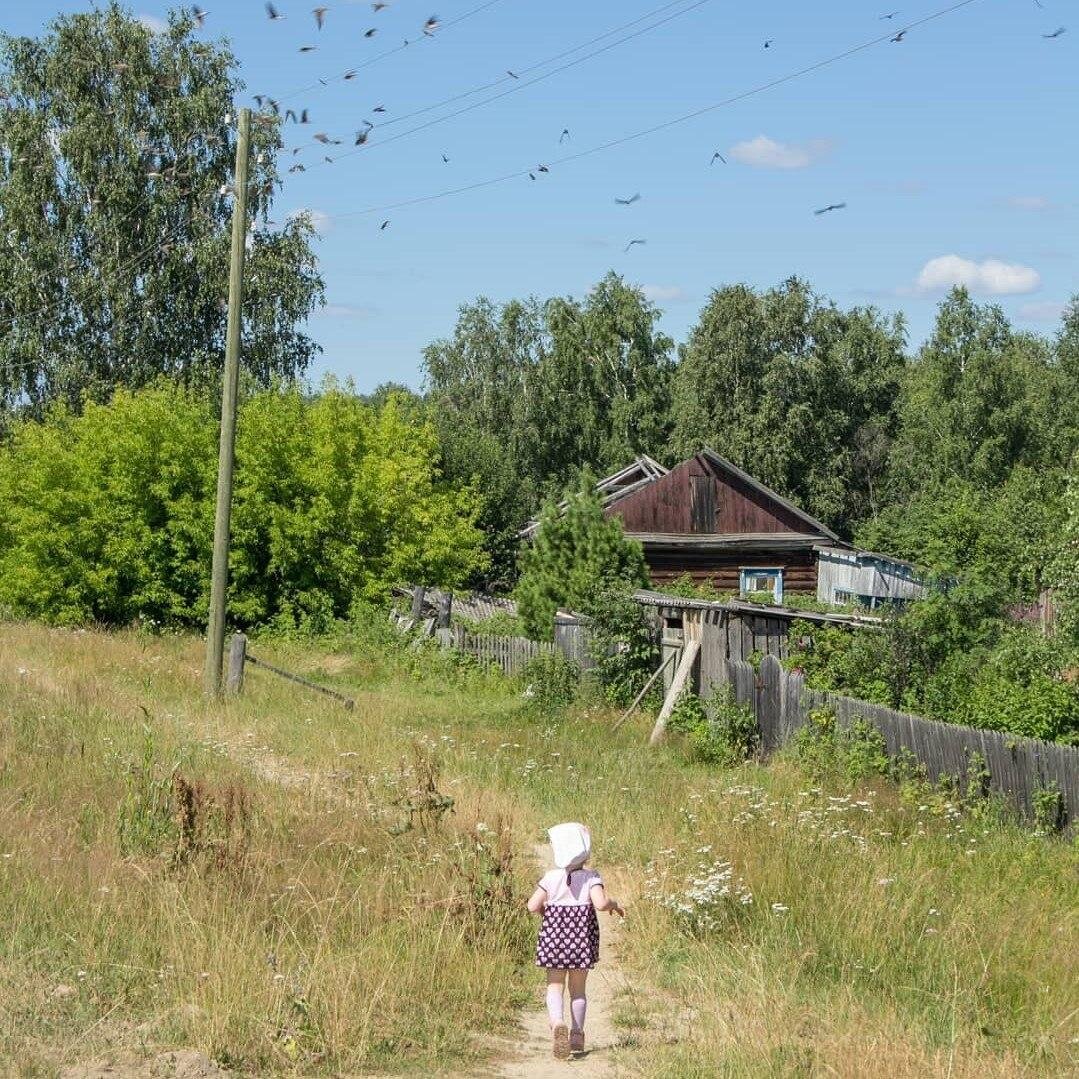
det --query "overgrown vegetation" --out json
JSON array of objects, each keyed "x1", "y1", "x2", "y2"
[
  {"x1": 0, "y1": 381, "x2": 487, "y2": 631},
  {"x1": 787, "y1": 603, "x2": 1079, "y2": 744},
  {"x1": 668, "y1": 687, "x2": 760, "y2": 766},
  {"x1": 3, "y1": 620, "x2": 1075, "y2": 1076}
]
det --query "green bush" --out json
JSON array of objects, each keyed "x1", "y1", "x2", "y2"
[
  {"x1": 668, "y1": 689, "x2": 758, "y2": 767},
  {"x1": 794, "y1": 707, "x2": 890, "y2": 783},
  {"x1": 585, "y1": 588, "x2": 660, "y2": 707},
  {"x1": 520, "y1": 650, "x2": 580, "y2": 717},
  {"x1": 0, "y1": 382, "x2": 488, "y2": 629}
]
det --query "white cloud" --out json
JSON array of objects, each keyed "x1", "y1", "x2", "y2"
[
  {"x1": 1017, "y1": 300, "x2": 1065, "y2": 322},
  {"x1": 1007, "y1": 195, "x2": 1051, "y2": 211},
  {"x1": 137, "y1": 13, "x2": 167, "y2": 33},
  {"x1": 728, "y1": 135, "x2": 833, "y2": 169},
  {"x1": 288, "y1": 208, "x2": 332, "y2": 235},
  {"x1": 915, "y1": 255, "x2": 1040, "y2": 296},
  {"x1": 640, "y1": 284, "x2": 685, "y2": 303}
]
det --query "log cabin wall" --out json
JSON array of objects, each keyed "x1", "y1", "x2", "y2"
[{"x1": 644, "y1": 548, "x2": 818, "y2": 592}]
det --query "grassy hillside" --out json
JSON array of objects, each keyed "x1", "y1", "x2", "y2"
[{"x1": 1, "y1": 621, "x2": 1076, "y2": 1077}]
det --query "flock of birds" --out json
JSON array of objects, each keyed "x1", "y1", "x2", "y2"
[{"x1": 182, "y1": 2, "x2": 1067, "y2": 243}]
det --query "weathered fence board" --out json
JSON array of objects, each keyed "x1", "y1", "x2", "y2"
[
  {"x1": 450, "y1": 624, "x2": 556, "y2": 678},
  {"x1": 735, "y1": 657, "x2": 1079, "y2": 827}
]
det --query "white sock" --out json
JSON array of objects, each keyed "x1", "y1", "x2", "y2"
[{"x1": 546, "y1": 984, "x2": 564, "y2": 1027}]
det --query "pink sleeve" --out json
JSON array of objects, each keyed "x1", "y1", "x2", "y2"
[{"x1": 588, "y1": 870, "x2": 604, "y2": 889}]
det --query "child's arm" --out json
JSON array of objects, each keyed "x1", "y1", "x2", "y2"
[
  {"x1": 526, "y1": 886, "x2": 547, "y2": 914},
  {"x1": 589, "y1": 883, "x2": 625, "y2": 917}
]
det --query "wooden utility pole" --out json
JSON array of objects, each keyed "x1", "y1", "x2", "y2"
[{"x1": 204, "y1": 107, "x2": 251, "y2": 698}]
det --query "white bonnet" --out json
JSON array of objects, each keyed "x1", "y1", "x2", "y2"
[{"x1": 547, "y1": 821, "x2": 591, "y2": 870}]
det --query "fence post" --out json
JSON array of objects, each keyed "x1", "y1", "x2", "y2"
[
  {"x1": 437, "y1": 591, "x2": 453, "y2": 629},
  {"x1": 226, "y1": 632, "x2": 247, "y2": 695},
  {"x1": 410, "y1": 586, "x2": 426, "y2": 619}
]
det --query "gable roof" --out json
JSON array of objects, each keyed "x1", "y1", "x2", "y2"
[
  {"x1": 518, "y1": 455, "x2": 668, "y2": 538},
  {"x1": 520, "y1": 449, "x2": 843, "y2": 545},
  {"x1": 696, "y1": 447, "x2": 842, "y2": 543}
]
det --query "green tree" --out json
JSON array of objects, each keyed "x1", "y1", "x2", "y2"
[
  {"x1": 515, "y1": 475, "x2": 649, "y2": 640},
  {"x1": 885, "y1": 289, "x2": 1069, "y2": 500},
  {"x1": 0, "y1": 382, "x2": 487, "y2": 629},
  {"x1": 0, "y1": 3, "x2": 323, "y2": 421},
  {"x1": 670, "y1": 276, "x2": 906, "y2": 535},
  {"x1": 423, "y1": 274, "x2": 674, "y2": 582}
]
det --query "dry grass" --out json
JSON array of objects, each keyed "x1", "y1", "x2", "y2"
[{"x1": 1, "y1": 620, "x2": 1077, "y2": 1077}]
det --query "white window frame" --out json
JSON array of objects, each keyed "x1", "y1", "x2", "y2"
[{"x1": 739, "y1": 567, "x2": 784, "y2": 604}]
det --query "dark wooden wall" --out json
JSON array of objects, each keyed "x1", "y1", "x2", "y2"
[
  {"x1": 644, "y1": 548, "x2": 818, "y2": 593},
  {"x1": 609, "y1": 453, "x2": 810, "y2": 535}
]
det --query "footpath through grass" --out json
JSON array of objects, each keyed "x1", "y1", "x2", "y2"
[{"x1": 1, "y1": 621, "x2": 1076, "y2": 1077}]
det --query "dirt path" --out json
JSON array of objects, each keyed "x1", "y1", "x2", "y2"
[
  {"x1": 491, "y1": 849, "x2": 631, "y2": 1078},
  {"x1": 205, "y1": 739, "x2": 637, "y2": 1077}
]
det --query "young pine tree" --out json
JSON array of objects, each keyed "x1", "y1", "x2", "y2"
[{"x1": 515, "y1": 474, "x2": 649, "y2": 640}]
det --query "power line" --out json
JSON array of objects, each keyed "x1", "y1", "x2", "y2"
[
  {"x1": 297, "y1": 0, "x2": 715, "y2": 169},
  {"x1": 274, "y1": 0, "x2": 516, "y2": 106},
  {"x1": 374, "y1": 0, "x2": 708, "y2": 131},
  {"x1": 330, "y1": 0, "x2": 986, "y2": 222}
]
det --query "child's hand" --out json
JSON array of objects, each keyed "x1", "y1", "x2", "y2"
[{"x1": 608, "y1": 899, "x2": 625, "y2": 918}]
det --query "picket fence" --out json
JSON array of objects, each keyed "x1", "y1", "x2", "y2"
[
  {"x1": 728, "y1": 654, "x2": 1079, "y2": 827},
  {"x1": 449, "y1": 623, "x2": 555, "y2": 678}
]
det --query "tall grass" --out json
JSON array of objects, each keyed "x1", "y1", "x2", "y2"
[{"x1": 1, "y1": 620, "x2": 1076, "y2": 1075}]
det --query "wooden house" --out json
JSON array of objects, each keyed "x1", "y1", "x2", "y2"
[{"x1": 522, "y1": 449, "x2": 840, "y2": 600}]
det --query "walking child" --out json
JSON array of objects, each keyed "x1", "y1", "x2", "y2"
[{"x1": 527, "y1": 822, "x2": 624, "y2": 1059}]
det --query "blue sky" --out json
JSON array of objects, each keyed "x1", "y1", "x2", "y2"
[{"x1": 7, "y1": 0, "x2": 1076, "y2": 391}]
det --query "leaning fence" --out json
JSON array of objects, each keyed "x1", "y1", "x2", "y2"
[{"x1": 728, "y1": 654, "x2": 1079, "y2": 827}]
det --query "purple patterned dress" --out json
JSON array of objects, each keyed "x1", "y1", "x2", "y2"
[{"x1": 534, "y1": 867, "x2": 602, "y2": 970}]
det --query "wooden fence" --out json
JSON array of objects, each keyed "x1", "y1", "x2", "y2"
[
  {"x1": 449, "y1": 623, "x2": 555, "y2": 678},
  {"x1": 727, "y1": 654, "x2": 1079, "y2": 827}
]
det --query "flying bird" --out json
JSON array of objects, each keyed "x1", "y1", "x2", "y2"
[
  {"x1": 710, "y1": 150, "x2": 726, "y2": 165},
  {"x1": 314, "y1": 132, "x2": 331, "y2": 143},
  {"x1": 300, "y1": 108, "x2": 310, "y2": 123},
  {"x1": 890, "y1": 30, "x2": 906, "y2": 42},
  {"x1": 1042, "y1": 27, "x2": 1066, "y2": 38},
  {"x1": 324, "y1": 155, "x2": 334, "y2": 163},
  {"x1": 763, "y1": 39, "x2": 773, "y2": 48},
  {"x1": 344, "y1": 69, "x2": 358, "y2": 79},
  {"x1": 380, "y1": 220, "x2": 390, "y2": 230},
  {"x1": 288, "y1": 163, "x2": 306, "y2": 173},
  {"x1": 559, "y1": 128, "x2": 570, "y2": 143},
  {"x1": 506, "y1": 69, "x2": 519, "y2": 78},
  {"x1": 373, "y1": 1, "x2": 388, "y2": 9},
  {"x1": 266, "y1": 2, "x2": 284, "y2": 20},
  {"x1": 614, "y1": 193, "x2": 641, "y2": 206},
  {"x1": 355, "y1": 128, "x2": 370, "y2": 145},
  {"x1": 314, "y1": 6, "x2": 328, "y2": 29},
  {"x1": 284, "y1": 109, "x2": 297, "y2": 123},
  {"x1": 190, "y1": 5, "x2": 208, "y2": 27},
  {"x1": 624, "y1": 239, "x2": 646, "y2": 252},
  {"x1": 537, "y1": 164, "x2": 550, "y2": 173},
  {"x1": 814, "y1": 202, "x2": 846, "y2": 215},
  {"x1": 879, "y1": 11, "x2": 899, "y2": 18},
  {"x1": 365, "y1": 27, "x2": 377, "y2": 37},
  {"x1": 441, "y1": 153, "x2": 449, "y2": 163},
  {"x1": 372, "y1": 104, "x2": 386, "y2": 112},
  {"x1": 423, "y1": 15, "x2": 440, "y2": 35},
  {"x1": 299, "y1": 44, "x2": 318, "y2": 52}
]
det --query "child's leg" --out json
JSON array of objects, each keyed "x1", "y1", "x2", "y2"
[
  {"x1": 545, "y1": 969, "x2": 567, "y2": 1028},
  {"x1": 568, "y1": 969, "x2": 588, "y2": 1033}
]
